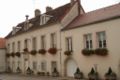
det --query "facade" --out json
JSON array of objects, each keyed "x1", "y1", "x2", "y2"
[
  {"x1": 0, "y1": 38, "x2": 6, "y2": 72},
  {"x1": 5, "y1": 0, "x2": 120, "y2": 79}
]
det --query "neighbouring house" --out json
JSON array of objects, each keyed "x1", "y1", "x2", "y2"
[
  {"x1": 5, "y1": 0, "x2": 120, "y2": 79},
  {"x1": 0, "y1": 38, "x2": 6, "y2": 73}
]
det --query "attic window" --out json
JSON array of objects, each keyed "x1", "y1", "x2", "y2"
[
  {"x1": 24, "y1": 22, "x2": 33, "y2": 31},
  {"x1": 12, "y1": 27, "x2": 21, "y2": 35},
  {"x1": 40, "y1": 14, "x2": 52, "y2": 25}
]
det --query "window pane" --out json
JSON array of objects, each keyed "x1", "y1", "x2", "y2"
[
  {"x1": 32, "y1": 37, "x2": 37, "y2": 50},
  {"x1": 51, "y1": 33, "x2": 56, "y2": 48},
  {"x1": 51, "y1": 61, "x2": 57, "y2": 72},
  {"x1": 84, "y1": 34, "x2": 92, "y2": 49},
  {"x1": 66, "y1": 37, "x2": 72, "y2": 51},
  {"x1": 33, "y1": 61, "x2": 37, "y2": 70},
  {"x1": 97, "y1": 32, "x2": 106, "y2": 48},
  {"x1": 41, "y1": 61, "x2": 46, "y2": 71}
]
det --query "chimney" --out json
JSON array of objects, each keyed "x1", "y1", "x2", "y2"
[
  {"x1": 25, "y1": 15, "x2": 29, "y2": 21},
  {"x1": 46, "y1": 6, "x2": 53, "y2": 12},
  {"x1": 70, "y1": 0, "x2": 75, "y2": 6},
  {"x1": 35, "y1": 9, "x2": 41, "y2": 17}
]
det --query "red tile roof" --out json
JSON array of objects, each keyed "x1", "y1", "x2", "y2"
[
  {"x1": 0, "y1": 38, "x2": 6, "y2": 49},
  {"x1": 64, "y1": 3, "x2": 120, "y2": 30}
]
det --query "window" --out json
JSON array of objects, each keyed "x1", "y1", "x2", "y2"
[
  {"x1": 41, "y1": 35, "x2": 46, "y2": 49},
  {"x1": 33, "y1": 61, "x2": 37, "y2": 70},
  {"x1": 12, "y1": 42, "x2": 15, "y2": 52},
  {"x1": 66, "y1": 37, "x2": 73, "y2": 51},
  {"x1": 51, "y1": 61, "x2": 57, "y2": 72},
  {"x1": 24, "y1": 39, "x2": 28, "y2": 49},
  {"x1": 7, "y1": 44, "x2": 10, "y2": 53},
  {"x1": 32, "y1": 37, "x2": 37, "y2": 50},
  {"x1": 51, "y1": 33, "x2": 57, "y2": 48},
  {"x1": 17, "y1": 41, "x2": 21, "y2": 52},
  {"x1": 18, "y1": 61, "x2": 20, "y2": 67},
  {"x1": 40, "y1": 15, "x2": 51, "y2": 25},
  {"x1": 41, "y1": 61, "x2": 47, "y2": 71},
  {"x1": 97, "y1": 31, "x2": 106, "y2": 48},
  {"x1": 84, "y1": 34, "x2": 92, "y2": 49}
]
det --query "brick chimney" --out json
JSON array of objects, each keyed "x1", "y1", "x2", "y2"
[
  {"x1": 46, "y1": 6, "x2": 53, "y2": 12},
  {"x1": 35, "y1": 9, "x2": 41, "y2": 17}
]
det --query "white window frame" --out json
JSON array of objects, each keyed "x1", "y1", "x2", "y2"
[
  {"x1": 66, "y1": 37, "x2": 73, "y2": 51},
  {"x1": 51, "y1": 33, "x2": 57, "y2": 48},
  {"x1": 41, "y1": 61, "x2": 47, "y2": 72},
  {"x1": 97, "y1": 31, "x2": 106, "y2": 48},
  {"x1": 41, "y1": 35, "x2": 46, "y2": 49},
  {"x1": 84, "y1": 34, "x2": 93, "y2": 49},
  {"x1": 32, "y1": 37, "x2": 37, "y2": 50}
]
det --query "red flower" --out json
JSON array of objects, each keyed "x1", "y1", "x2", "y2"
[{"x1": 48, "y1": 48, "x2": 57, "y2": 55}]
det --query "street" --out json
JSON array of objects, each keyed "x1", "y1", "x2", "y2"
[{"x1": 0, "y1": 73, "x2": 76, "y2": 80}]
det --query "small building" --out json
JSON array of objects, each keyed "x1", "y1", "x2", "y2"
[{"x1": 0, "y1": 38, "x2": 6, "y2": 73}]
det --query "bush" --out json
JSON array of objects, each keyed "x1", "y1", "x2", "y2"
[
  {"x1": 16, "y1": 67, "x2": 21, "y2": 73},
  {"x1": 52, "y1": 68, "x2": 59, "y2": 77},
  {"x1": 104, "y1": 67, "x2": 117, "y2": 80},
  {"x1": 82, "y1": 49, "x2": 94, "y2": 56},
  {"x1": 95, "y1": 48, "x2": 108, "y2": 56},
  {"x1": 74, "y1": 68, "x2": 83, "y2": 79},
  {"x1": 88, "y1": 68, "x2": 99, "y2": 80}
]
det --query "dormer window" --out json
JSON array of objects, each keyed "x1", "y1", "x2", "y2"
[
  {"x1": 12, "y1": 27, "x2": 21, "y2": 35},
  {"x1": 40, "y1": 14, "x2": 52, "y2": 25}
]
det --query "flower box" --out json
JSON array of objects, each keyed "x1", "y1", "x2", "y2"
[
  {"x1": 48, "y1": 48, "x2": 57, "y2": 55},
  {"x1": 6, "y1": 53, "x2": 10, "y2": 58},
  {"x1": 15, "y1": 52, "x2": 21, "y2": 57},
  {"x1": 23, "y1": 48, "x2": 28, "y2": 52},
  {"x1": 11, "y1": 52, "x2": 15, "y2": 57},
  {"x1": 30, "y1": 50, "x2": 37, "y2": 56},
  {"x1": 64, "y1": 51, "x2": 72, "y2": 56},
  {"x1": 82, "y1": 49, "x2": 94, "y2": 56},
  {"x1": 95, "y1": 48, "x2": 108, "y2": 56},
  {"x1": 38, "y1": 49, "x2": 46, "y2": 55}
]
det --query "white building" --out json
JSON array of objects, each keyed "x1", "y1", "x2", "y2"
[{"x1": 5, "y1": 0, "x2": 120, "y2": 79}]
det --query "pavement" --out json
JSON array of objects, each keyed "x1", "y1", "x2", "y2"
[{"x1": 0, "y1": 73, "x2": 77, "y2": 80}]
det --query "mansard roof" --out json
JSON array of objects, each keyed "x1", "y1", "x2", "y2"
[
  {"x1": 0, "y1": 38, "x2": 6, "y2": 49},
  {"x1": 64, "y1": 3, "x2": 120, "y2": 30},
  {"x1": 6, "y1": 3, "x2": 72, "y2": 39}
]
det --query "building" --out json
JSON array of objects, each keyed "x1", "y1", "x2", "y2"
[
  {"x1": 5, "y1": 0, "x2": 120, "y2": 79},
  {"x1": 0, "y1": 38, "x2": 6, "y2": 72}
]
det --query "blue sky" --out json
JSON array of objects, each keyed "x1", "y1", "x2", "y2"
[{"x1": 0, "y1": 0, "x2": 120, "y2": 37}]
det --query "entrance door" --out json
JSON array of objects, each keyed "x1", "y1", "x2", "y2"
[{"x1": 66, "y1": 59, "x2": 77, "y2": 77}]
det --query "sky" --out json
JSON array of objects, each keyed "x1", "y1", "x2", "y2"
[{"x1": 0, "y1": 0, "x2": 120, "y2": 38}]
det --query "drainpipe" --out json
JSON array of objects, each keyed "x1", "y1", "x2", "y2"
[
  {"x1": 59, "y1": 26, "x2": 62, "y2": 77},
  {"x1": 119, "y1": 59, "x2": 120, "y2": 79}
]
